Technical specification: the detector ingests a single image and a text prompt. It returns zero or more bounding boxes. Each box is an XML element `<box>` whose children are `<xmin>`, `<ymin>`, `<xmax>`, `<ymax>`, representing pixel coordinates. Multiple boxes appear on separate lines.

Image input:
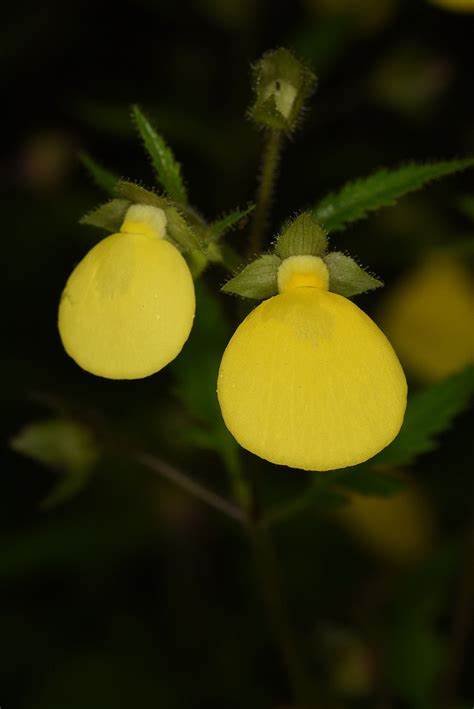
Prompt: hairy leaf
<box><xmin>80</xmin><ymin>198</ymin><xmax>130</xmax><ymax>232</ymax></box>
<box><xmin>324</xmin><ymin>251</ymin><xmax>383</xmax><ymax>297</ymax></box>
<box><xmin>377</xmin><ymin>366</ymin><xmax>474</xmax><ymax>467</ymax></box>
<box><xmin>132</xmin><ymin>105</ymin><xmax>187</xmax><ymax>204</ymax></box>
<box><xmin>222</xmin><ymin>254</ymin><xmax>281</xmax><ymax>299</ymax></box>
<box><xmin>79</xmin><ymin>152</ymin><xmax>119</xmax><ymax>195</ymax></box>
<box><xmin>314</xmin><ymin>158</ymin><xmax>474</xmax><ymax>232</ymax></box>
<box><xmin>209</xmin><ymin>205</ymin><xmax>255</xmax><ymax>241</ymax></box>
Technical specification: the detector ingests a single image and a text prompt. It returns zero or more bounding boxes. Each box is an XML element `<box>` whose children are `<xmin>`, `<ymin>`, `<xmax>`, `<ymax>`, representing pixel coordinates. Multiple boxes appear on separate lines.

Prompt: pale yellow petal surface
<box><xmin>336</xmin><ymin>485</ymin><xmax>434</xmax><ymax>564</ymax></box>
<box><xmin>382</xmin><ymin>254</ymin><xmax>474</xmax><ymax>383</ymax></box>
<box><xmin>58</xmin><ymin>233</ymin><xmax>195</xmax><ymax>379</ymax></box>
<box><xmin>218</xmin><ymin>289</ymin><xmax>407</xmax><ymax>471</ymax></box>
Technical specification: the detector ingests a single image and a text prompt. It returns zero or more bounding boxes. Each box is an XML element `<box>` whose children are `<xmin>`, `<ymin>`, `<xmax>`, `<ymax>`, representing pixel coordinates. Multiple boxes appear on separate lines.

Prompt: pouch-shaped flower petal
<box><xmin>218</xmin><ymin>276</ymin><xmax>406</xmax><ymax>471</ymax></box>
<box><xmin>58</xmin><ymin>206</ymin><xmax>195</xmax><ymax>380</ymax></box>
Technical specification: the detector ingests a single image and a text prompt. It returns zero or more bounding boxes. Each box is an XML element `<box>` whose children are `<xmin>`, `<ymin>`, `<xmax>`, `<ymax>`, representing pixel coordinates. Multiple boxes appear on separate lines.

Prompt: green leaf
<box><xmin>209</xmin><ymin>205</ymin><xmax>255</xmax><ymax>241</ymax></box>
<box><xmin>275</xmin><ymin>211</ymin><xmax>328</xmax><ymax>259</ymax></box>
<box><xmin>80</xmin><ymin>198</ymin><xmax>130</xmax><ymax>232</ymax></box>
<box><xmin>79</xmin><ymin>152</ymin><xmax>119</xmax><ymax>195</ymax></box>
<box><xmin>314</xmin><ymin>158</ymin><xmax>474</xmax><ymax>232</ymax></box>
<box><xmin>331</xmin><ymin>468</ymin><xmax>405</xmax><ymax>497</ymax></box>
<box><xmin>222</xmin><ymin>254</ymin><xmax>281</xmax><ymax>299</ymax></box>
<box><xmin>11</xmin><ymin>419</ymin><xmax>99</xmax><ymax>509</ymax></box>
<box><xmin>132</xmin><ymin>105</ymin><xmax>187</xmax><ymax>204</ymax></box>
<box><xmin>324</xmin><ymin>251</ymin><xmax>383</xmax><ymax>297</ymax></box>
<box><xmin>377</xmin><ymin>367</ymin><xmax>474</xmax><ymax>467</ymax></box>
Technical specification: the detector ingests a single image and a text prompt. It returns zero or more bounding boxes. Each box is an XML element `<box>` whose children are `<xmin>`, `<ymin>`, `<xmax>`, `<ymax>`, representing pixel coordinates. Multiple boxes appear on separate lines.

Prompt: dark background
<box><xmin>2</xmin><ymin>1</ymin><xmax>474</xmax><ymax>707</ymax></box>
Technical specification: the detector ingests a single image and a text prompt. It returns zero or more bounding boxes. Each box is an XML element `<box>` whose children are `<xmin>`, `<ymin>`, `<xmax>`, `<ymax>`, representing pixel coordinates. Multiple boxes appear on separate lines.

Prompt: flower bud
<box><xmin>249</xmin><ymin>48</ymin><xmax>316</xmax><ymax>133</ymax></box>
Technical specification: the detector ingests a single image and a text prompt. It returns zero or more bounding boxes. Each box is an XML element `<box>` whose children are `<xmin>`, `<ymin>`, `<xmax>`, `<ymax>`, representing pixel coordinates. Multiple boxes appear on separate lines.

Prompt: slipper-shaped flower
<box><xmin>218</xmin><ymin>248</ymin><xmax>407</xmax><ymax>471</ymax></box>
<box><xmin>58</xmin><ymin>204</ymin><xmax>195</xmax><ymax>380</ymax></box>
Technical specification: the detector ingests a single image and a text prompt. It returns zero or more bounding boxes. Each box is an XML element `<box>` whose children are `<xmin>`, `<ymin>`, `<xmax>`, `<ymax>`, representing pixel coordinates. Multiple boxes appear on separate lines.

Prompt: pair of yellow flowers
<box><xmin>59</xmin><ymin>204</ymin><xmax>407</xmax><ymax>472</ymax></box>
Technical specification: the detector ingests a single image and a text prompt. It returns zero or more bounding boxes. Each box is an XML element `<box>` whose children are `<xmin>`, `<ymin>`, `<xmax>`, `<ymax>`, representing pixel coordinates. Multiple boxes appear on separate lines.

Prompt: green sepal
<box><xmin>275</xmin><ymin>212</ymin><xmax>328</xmax><ymax>259</ymax></box>
<box><xmin>249</xmin><ymin>48</ymin><xmax>316</xmax><ymax>134</ymax></box>
<box><xmin>222</xmin><ymin>254</ymin><xmax>281</xmax><ymax>299</ymax></box>
<box><xmin>165</xmin><ymin>206</ymin><xmax>203</xmax><ymax>253</ymax></box>
<box><xmin>80</xmin><ymin>199</ymin><xmax>131</xmax><ymax>232</ymax></box>
<box><xmin>116</xmin><ymin>180</ymin><xmax>202</xmax><ymax>254</ymax></box>
<box><xmin>324</xmin><ymin>251</ymin><xmax>383</xmax><ymax>297</ymax></box>
<box><xmin>116</xmin><ymin>180</ymin><xmax>168</xmax><ymax>208</ymax></box>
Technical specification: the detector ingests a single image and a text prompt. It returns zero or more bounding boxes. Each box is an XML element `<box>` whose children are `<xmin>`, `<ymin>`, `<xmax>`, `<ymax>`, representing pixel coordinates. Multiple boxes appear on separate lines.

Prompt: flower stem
<box><xmin>248</xmin><ymin>129</ymin><xmax>283</xmax><ymax>256</ymax></box>
<box><xmin>225</xmin><ymin>451</ymin><xmax>315</xmax><ymax>707</ymax></box>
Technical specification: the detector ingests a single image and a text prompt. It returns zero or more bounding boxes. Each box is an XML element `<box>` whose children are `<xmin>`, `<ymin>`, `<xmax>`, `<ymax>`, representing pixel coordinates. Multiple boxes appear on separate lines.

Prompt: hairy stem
<box><xmin>248</xmin><ymin>129</ymin><xmax>283</xmax><ymax>255</ymax></box>
<box><xmin>133</xmin><ymin>450</ymin><xmax>245</xmax><ymax>524</ymax></box>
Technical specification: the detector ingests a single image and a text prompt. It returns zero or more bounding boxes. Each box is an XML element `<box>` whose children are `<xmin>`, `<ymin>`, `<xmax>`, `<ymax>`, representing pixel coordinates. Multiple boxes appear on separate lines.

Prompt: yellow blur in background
<box><xmin>428</xmin><ymin>0</ymin><xmax>474</xmax><ymax>12</ymax></box>
<box><xmin>336</xmin><ymin>481</ymin><xmax>434</xmax><ymax>565</ymax></box>
<box><xmin>381</xmin><ymin>253</ymin><xmax>474</xmax><ymax>383</ymax></box>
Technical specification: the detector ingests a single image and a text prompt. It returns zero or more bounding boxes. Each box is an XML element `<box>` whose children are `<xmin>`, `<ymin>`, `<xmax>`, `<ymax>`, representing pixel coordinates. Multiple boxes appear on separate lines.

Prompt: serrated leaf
<box><xmin>79</xmin><ymin>152</ymin><xmax>119</xmax><ymax>195</ymax></box>
<box><xmin>209</xmin><ymin>205</ymin><xmax>255</xmax><ymax>241</ymax></box>
<box><xmin>80</xmin><ymin>198</ymin><xmax>130</xmax><ymax>232</ymax></box>
<box><xmin>314</xmin><ymin>158</ymin><xmax>474</xmax><ymax>232</ymax></box>
<box><xmin>275</xmin><ymin>211</ymin><xmax>328</xmax><ymax>258</ymax></box>
<box><xmin>324</xmin><ymin>251</ymin><xmax>383</xmax><ymax>297</ymax></box>
<box><xmin>132</xmin><ymin>105</ymin><xmax>187</xmax><ymax>204</ymax></box>
<box><xmin>377</xmin><ymin>366</ymin><xmax>474</xmax><ymax>467</ymax></box>
<box><xmin>11</xmin><ymin>419</ymin><xmax>99</xmax><ymax>509</ymax></box>
<box><xmin>222</xmin><ymin>254</ymin><xmax>281</xmax><ymax>299</ymax></box>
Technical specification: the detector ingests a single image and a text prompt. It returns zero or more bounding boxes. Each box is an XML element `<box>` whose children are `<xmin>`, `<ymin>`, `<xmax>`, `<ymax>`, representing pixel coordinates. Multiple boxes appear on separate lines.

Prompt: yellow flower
<box><xmin>58</xmin><ymin>205</ymin><xmax>195</xmax><ymax>380</ymax></box>
<box><xmin>218</xmin><ymin>255</ymin><xmax>407</xmax><ymax>471</ymax></box>
<box><xmin>381</xmin><ymin>253</ymin><xmax>474</xmax><ymax>383</ymax></box>
<box><xmin>335</xmin><ymin>482</ymin><xmax>433</xmax><ymax>564</ymax></box>
<box><xmin>428</xmin><ymin>0</ymin><xmax>474</xmax><ymax>11</ymax></box>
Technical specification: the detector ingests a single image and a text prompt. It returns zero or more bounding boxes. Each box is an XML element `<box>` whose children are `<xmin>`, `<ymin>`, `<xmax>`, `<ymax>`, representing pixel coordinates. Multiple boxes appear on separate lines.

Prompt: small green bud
<box><xmin>275</xmin><ymin>212</ymin><xmax>328</xmax><ymax>259</ymax></box>
<box><xmin>222</xmin><ymin>254</ymin><xmax>281</xmax><ymax>299</ymax></box>
<box><xmin>324</xmin><ymin>252</ymin><xmax>383</xmax><ymax>297</ymax></box>
<box><xmin>249</xmin><ymin>48</ymin><xmax>317</xmax><ymax>133</ymax></box>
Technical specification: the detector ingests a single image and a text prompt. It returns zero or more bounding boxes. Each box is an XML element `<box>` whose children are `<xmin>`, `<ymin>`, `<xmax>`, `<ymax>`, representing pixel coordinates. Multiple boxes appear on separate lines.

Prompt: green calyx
<box><xmin>80</xmin><ymin>180</ymin><xmax>201</xmax><ymax>255</ymax></box>
<box><xmin>222</xmin><ymin>211</ymin><xmax>383</xmax><ymax>300</ymax></box>
<box><xmin>248</xmin><ymin>48</ymin><xmax>317</xmax><ymax>134</ymax></box>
